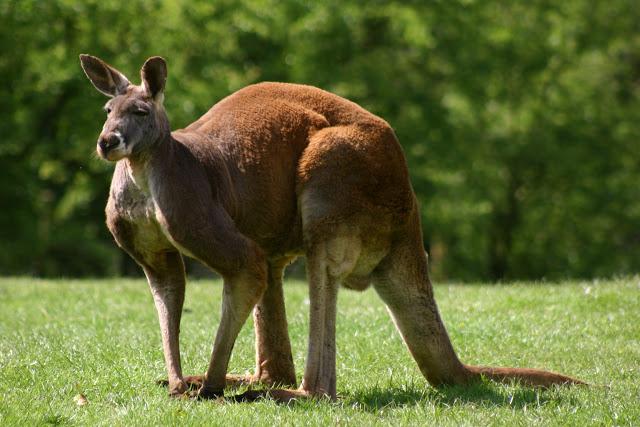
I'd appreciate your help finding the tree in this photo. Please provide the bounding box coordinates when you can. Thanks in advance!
[1,0,638,280]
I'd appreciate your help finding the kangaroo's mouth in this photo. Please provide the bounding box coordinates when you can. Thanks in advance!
[97,142,127,161]
[97,132,128,161]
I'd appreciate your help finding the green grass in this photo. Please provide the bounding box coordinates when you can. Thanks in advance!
[0,277,638,426]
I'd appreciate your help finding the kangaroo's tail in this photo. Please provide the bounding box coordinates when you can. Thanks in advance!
[465,365,587,387]
[376,209,587,390]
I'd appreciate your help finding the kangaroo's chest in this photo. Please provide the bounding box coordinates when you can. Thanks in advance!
[108,165,175,257]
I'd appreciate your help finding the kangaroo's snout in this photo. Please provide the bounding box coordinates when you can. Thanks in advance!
[97,132,125,160]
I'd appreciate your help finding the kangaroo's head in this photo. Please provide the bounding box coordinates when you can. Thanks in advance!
[80,55,169,161]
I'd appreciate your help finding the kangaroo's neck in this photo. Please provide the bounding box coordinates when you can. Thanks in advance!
[124,132,176,195]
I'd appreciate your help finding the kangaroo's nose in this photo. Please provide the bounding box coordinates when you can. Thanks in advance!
[97,133,122,153]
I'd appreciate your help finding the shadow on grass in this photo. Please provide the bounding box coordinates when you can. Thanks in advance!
[346,380,574,412]
[157,375,578,411]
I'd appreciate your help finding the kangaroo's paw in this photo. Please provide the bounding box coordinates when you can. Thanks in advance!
[166,380,188,398]
[157,375,203,391]
[158,373,256,390]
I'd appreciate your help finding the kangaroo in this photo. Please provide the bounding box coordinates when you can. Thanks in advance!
[80,54,584,402]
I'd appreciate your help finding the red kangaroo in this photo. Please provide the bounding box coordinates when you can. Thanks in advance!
[80,54,584,401]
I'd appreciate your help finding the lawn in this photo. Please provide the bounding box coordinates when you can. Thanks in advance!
[0,277,638,426]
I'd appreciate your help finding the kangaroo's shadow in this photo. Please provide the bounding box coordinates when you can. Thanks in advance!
[346,381,574,413]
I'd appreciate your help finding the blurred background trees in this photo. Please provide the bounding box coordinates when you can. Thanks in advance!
[1,0,638,281]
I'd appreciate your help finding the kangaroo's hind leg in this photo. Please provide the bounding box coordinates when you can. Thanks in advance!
[234,234,362,403]
[298,241,341,398]
[252,257,297,387]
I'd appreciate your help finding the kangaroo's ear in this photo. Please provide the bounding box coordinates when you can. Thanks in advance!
[141,56,167,102]
[79,54,130,97]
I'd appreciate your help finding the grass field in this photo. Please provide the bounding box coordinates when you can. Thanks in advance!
[0,277,638,426]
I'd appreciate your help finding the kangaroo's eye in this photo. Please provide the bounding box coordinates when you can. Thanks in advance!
[105,107,112,114]
[133,109,149,116]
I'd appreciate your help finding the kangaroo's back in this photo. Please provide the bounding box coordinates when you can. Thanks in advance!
[186,82,386,133]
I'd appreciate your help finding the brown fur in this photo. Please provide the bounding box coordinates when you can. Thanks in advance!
[80,55,585,401]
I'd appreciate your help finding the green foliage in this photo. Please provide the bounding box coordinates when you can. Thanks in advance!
[0,277,638,424]
[1,0,638,279]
